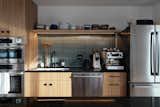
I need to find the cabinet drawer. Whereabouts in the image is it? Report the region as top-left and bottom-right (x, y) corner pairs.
(104, 72), (121, 78)
(103, 72), (127, 97)
(104, 73), (121, 81)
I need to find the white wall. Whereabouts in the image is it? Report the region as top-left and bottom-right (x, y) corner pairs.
(38, 6), (153, 30)
(153, 2), (160, 23)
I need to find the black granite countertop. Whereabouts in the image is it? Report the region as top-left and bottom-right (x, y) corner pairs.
(26, 67), (127, 72)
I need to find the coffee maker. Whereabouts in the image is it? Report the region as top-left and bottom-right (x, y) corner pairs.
(104, 48), (124, 70)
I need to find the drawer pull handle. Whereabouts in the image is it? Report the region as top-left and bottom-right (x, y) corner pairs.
(6, 30), (10, 33)
(109, 84), (119, 86)
(1, 31), (4, 33)
(109, 76), (120, 78)
(43, 83), (47, 86)
(49, 83), (53, 86)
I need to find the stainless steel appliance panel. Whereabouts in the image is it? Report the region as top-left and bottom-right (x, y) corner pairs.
(130, 25), (155, 83)
(0, 47), (24, 64)
(0, 64), (24, 72)
(155, 25), (160, 82)
(72, 73), (103, 97)
(0, 37), (23, 46)
(130, 84), (160, 97)
(0, 37), (24, 97)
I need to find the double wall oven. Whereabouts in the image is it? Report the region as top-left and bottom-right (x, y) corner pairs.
(0, 37), (24, 97)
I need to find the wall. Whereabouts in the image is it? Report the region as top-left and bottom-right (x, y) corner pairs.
(38, 6), (153, 30)
(153, 2), (160, 23)
(38, 36), (114, 67)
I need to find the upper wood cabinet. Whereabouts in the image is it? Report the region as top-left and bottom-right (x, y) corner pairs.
(0, 0), (37, 37)
(0, 0), (37, 70)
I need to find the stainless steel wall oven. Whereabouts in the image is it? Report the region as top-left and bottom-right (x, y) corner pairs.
(0, 37), (24, 97)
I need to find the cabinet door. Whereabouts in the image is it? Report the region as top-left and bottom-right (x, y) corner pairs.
(35, 79), (60, 97)
(8, 0), (26, 36)
(0, 0), (26, 36)
(24, 73), (37, 97)
(25, 72), (72, 97)
(120, 73), (127, 96)
(59, 73), (72, 97)
(48, 80), (59, 97)
(59, 80), (72, 97)
(37, 80), (50, 97)
(0, 0), (9, 31)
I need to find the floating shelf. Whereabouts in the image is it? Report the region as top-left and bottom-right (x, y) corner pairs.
(32, 30), (117, 35)
(119, 32), (130, 36)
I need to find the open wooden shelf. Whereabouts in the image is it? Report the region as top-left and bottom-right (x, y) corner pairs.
(32, 29), (117, 35)
(119, 32), (130, 36)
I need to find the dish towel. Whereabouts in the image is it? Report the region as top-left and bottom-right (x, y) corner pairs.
(0, 73), (10, 94)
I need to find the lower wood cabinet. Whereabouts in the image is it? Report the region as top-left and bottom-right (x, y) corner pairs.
(103, 72), (127, 97)
(25, 72), (126, 97)
(24, 72), (72, 97)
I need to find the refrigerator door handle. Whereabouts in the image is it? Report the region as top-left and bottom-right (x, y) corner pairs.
(150, 32), (154, 75)
(131, 84), (153, 88)
(156, 31), (159, 76)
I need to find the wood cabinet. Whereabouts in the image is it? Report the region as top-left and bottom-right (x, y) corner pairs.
(0, 0), (37, 70)
(103, 72), (127, 97)
(24, 72), (72, 97)
(0, 0), (37, 36)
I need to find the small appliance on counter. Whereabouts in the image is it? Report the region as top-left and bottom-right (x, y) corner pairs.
(92, 50), (101, 70)
(103, 48), (124, 70)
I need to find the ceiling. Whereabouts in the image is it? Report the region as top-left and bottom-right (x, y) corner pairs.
(33, 0), (159, 6)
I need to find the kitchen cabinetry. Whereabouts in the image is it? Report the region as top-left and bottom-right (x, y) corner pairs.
(24, 72), (72, 97)
(0, 0), (37, 70)
(0, 0), (37, 36)
(103, 72), (127, 97)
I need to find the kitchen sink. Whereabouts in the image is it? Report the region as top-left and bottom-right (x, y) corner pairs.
(33, 68), (70, 71)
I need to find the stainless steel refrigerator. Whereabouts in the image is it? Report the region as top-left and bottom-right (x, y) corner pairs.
(130, 25), (160, 97)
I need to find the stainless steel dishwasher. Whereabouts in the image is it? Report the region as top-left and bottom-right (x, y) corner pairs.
(72, 72), (103, 97)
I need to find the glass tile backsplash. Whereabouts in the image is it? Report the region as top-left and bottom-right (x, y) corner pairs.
(38, 35), (115, 68)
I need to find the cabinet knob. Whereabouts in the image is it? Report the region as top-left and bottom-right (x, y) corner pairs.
(109, 76), (120, 78)
(43, 83), (47, 86)
(1, 31), (4, 33)
(49, 83), (53, 86)
(6, 30), (10, 33)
